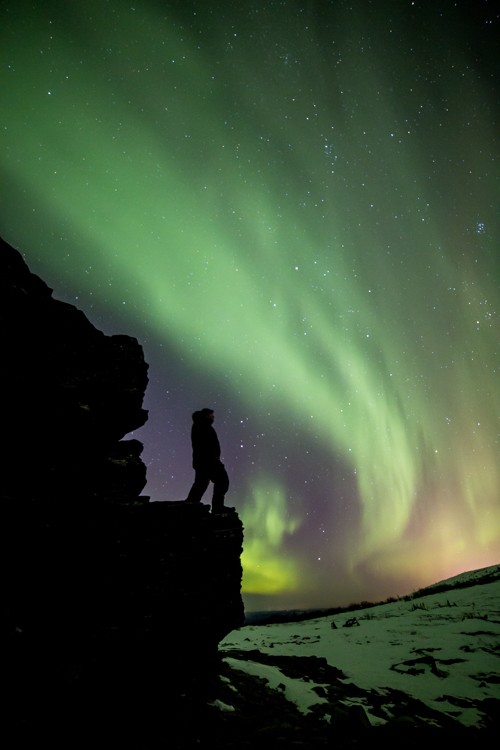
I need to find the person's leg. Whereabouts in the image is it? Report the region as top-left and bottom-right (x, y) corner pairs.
(211, 462), (229, 513)
(185, 470), (210, 503)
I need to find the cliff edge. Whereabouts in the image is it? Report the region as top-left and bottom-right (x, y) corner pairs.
(1, 237), (244, 745)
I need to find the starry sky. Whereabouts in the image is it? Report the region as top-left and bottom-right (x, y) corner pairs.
(2, 0), (499, 612)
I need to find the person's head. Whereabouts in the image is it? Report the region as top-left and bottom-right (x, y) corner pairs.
(200, 407), (215, 422)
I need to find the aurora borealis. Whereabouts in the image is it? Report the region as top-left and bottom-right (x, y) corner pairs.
(2, 0), (498, 611)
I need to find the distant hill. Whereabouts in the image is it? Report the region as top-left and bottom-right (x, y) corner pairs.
(244, 563), (500, 625)
(423, 563), (500, 591)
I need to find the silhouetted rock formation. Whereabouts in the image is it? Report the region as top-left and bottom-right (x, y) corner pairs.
(1, 237), (244, 746)
(1, 237), (149, 502)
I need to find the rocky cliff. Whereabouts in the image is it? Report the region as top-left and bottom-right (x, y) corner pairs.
(1, 237), (244, 746)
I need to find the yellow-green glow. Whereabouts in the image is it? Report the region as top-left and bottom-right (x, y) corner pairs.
(240, 480), (303, 595)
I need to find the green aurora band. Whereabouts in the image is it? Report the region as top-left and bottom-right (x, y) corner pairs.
(2, 1), (498, 609)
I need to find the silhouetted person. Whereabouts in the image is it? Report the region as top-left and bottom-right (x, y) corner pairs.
(185, 408), (231, 513)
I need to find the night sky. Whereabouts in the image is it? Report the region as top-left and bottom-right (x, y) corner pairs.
(2, 0), (498, 612)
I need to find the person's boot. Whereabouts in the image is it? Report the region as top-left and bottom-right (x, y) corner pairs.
(212, 499), (234, 514)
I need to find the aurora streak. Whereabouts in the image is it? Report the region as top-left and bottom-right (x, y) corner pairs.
(1, 0), (498, 610)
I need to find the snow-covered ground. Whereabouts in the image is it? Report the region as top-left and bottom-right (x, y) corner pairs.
(219, 565), (500, 729)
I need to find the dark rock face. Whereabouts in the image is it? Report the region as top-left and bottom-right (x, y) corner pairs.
(1, 237), (245, 745)
(1, 237), (149, 501)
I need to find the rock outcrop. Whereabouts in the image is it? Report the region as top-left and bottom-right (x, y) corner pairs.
(1, 237), (149, 502)
(1, 237), (245, 745)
